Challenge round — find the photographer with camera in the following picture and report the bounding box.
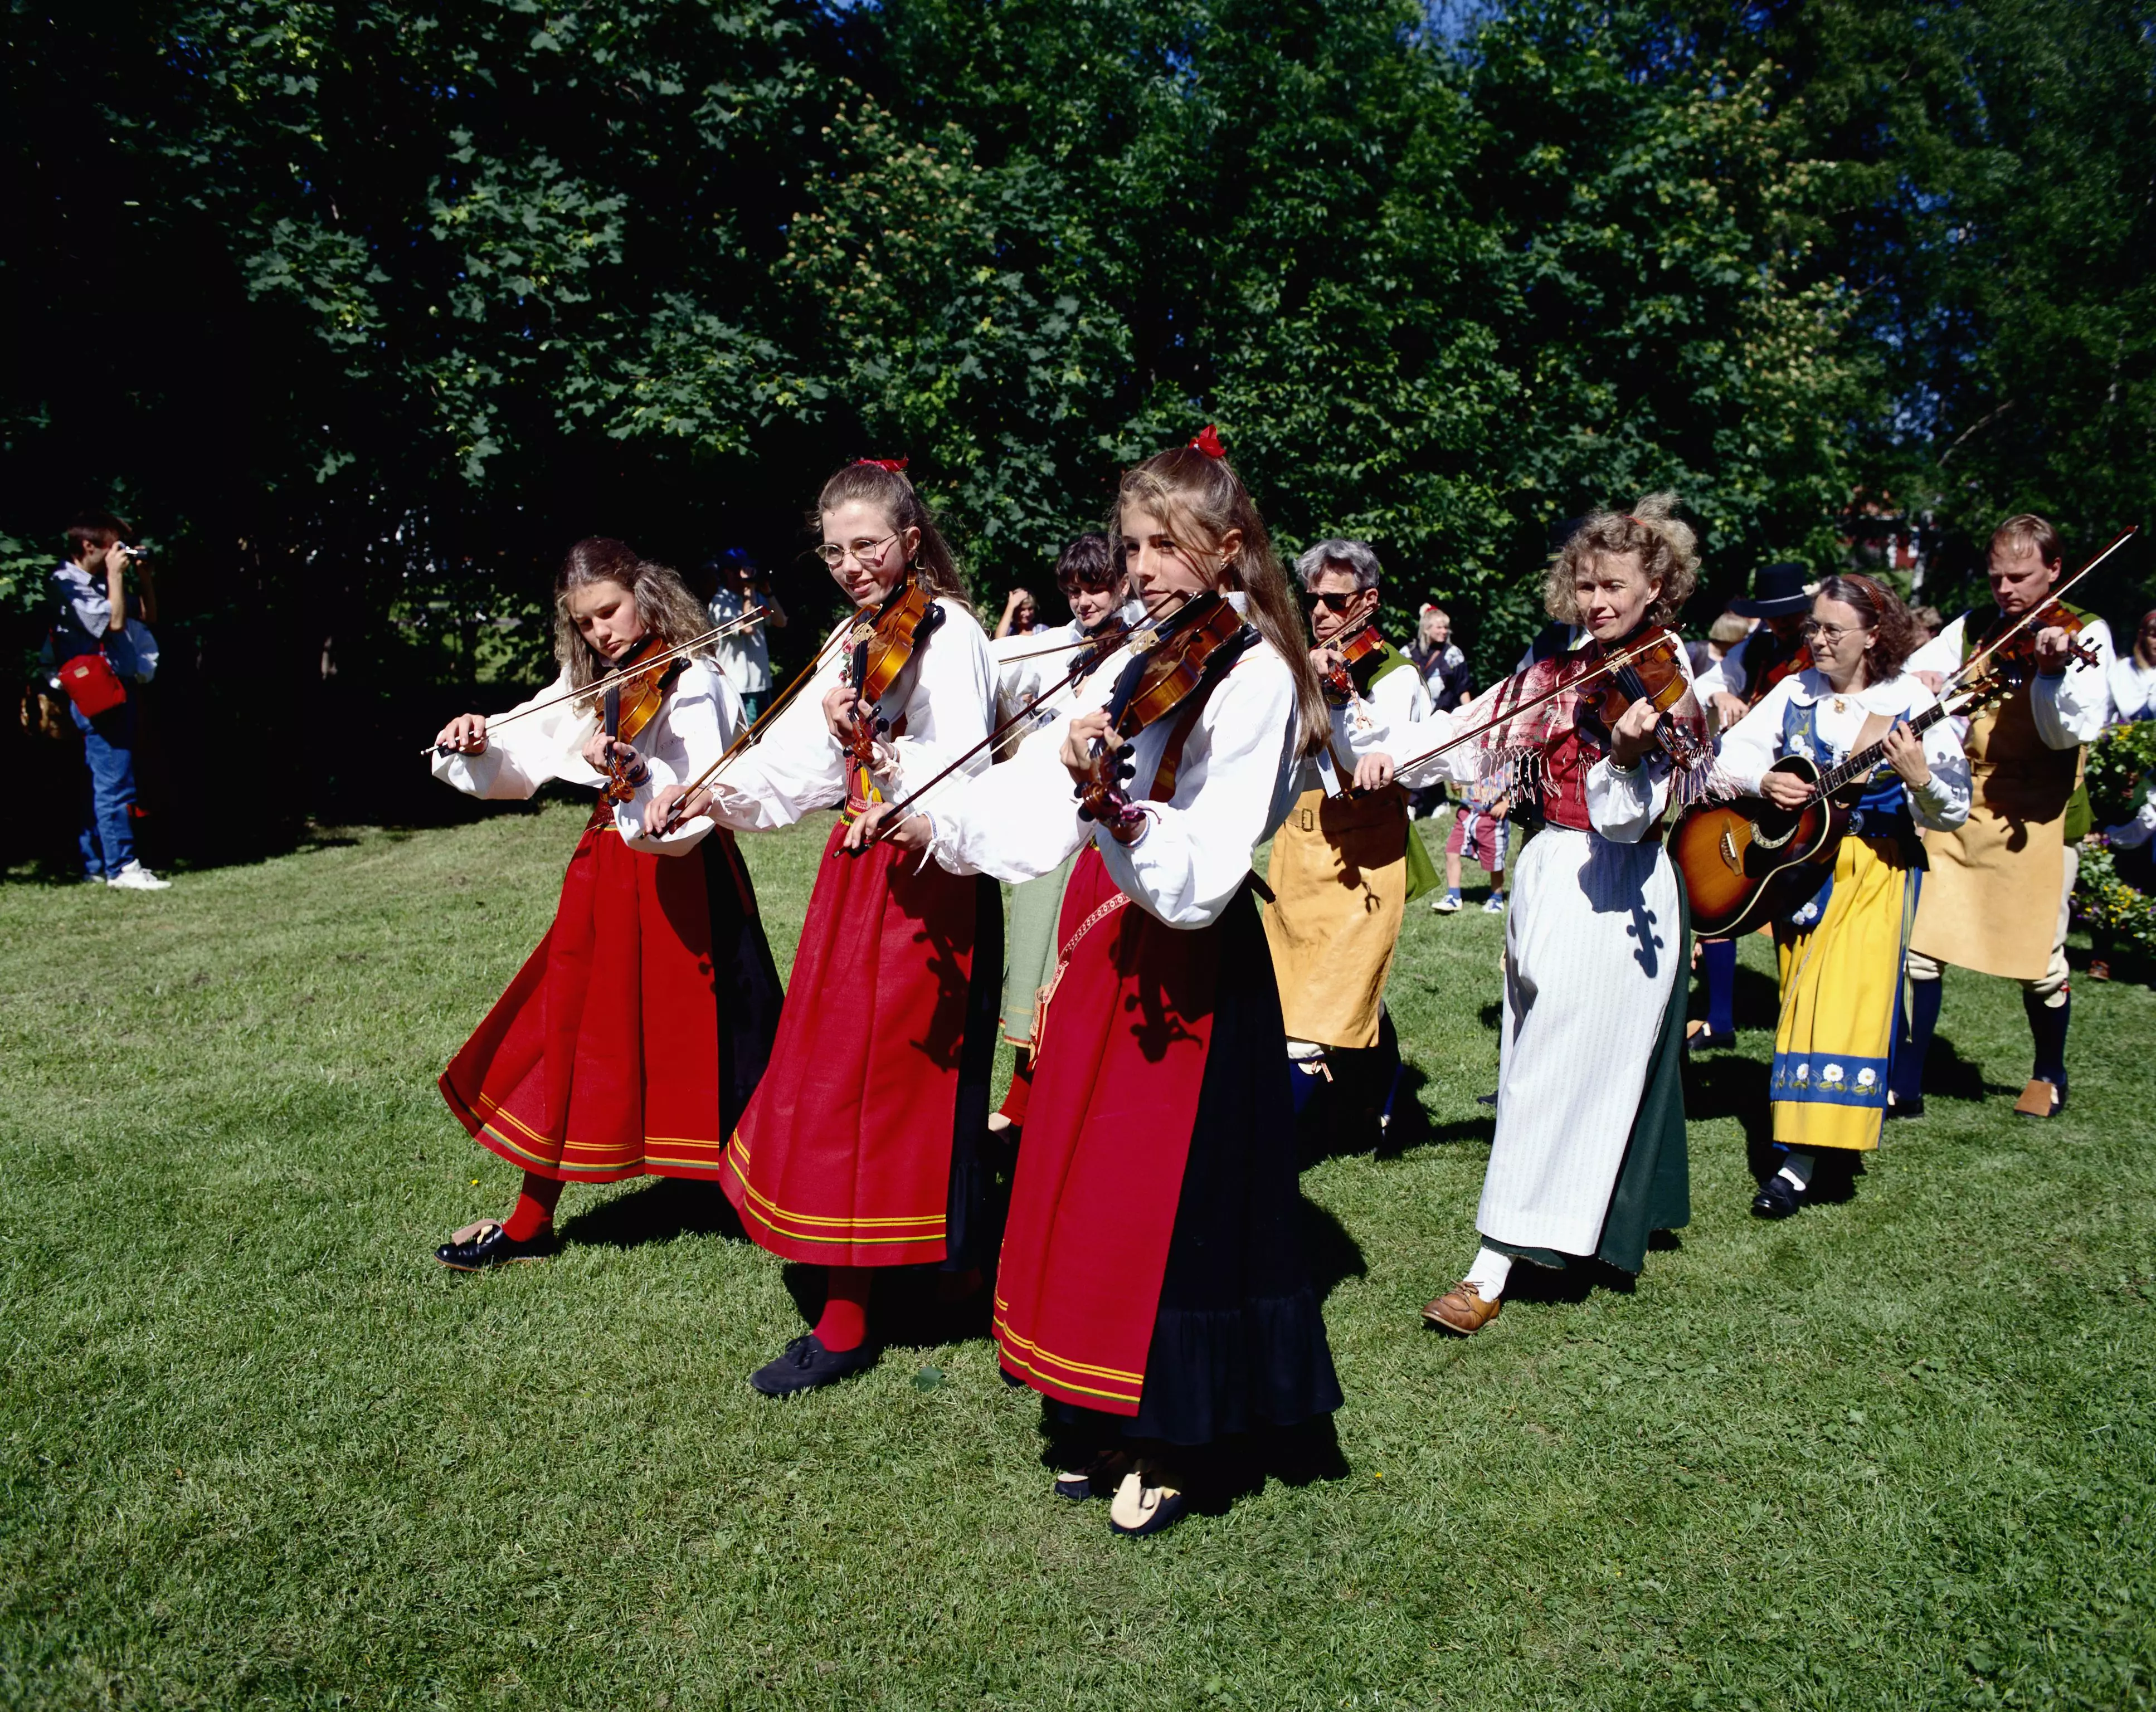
[45,512,168,890]
[702,547,787,721]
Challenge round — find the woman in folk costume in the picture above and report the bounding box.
[1711,575,1970,1218]
[430,539,785,1270]
[848,429,1345,1537]
[1408,497,1712,1336]
[986,531,1135,1138]
[641,460,1000,1396]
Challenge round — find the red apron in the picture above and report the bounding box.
[722,822,981,1266]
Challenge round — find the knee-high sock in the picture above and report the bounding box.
[815,1266,873,1352]
[502,1173,563,1242]
[1702,938,1738,1036]
[1464,1245,1512,1300]
[1894,976,1943,1103]
[2024,988,2070,1086]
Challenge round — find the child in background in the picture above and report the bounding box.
[1434,769,1510,913]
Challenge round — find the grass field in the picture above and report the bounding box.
[3,799,2153,1711]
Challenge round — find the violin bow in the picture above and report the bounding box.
[1948,525,2138,690]
[423,608,770,756]
[1385,630,1676,782]
[655,617,862,833]
[855,590,1196,848]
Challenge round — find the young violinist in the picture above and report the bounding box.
[640,460,1000,1396]
[989,532,1135,1134]
[848,430,1345,1537]
[1899,515,2116,1118]
[1404,497,1710,1336]
[430,539,785,1269]
[1710,575,1970,1216]
[1264,537,1436,1133]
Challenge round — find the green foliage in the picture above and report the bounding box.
[2085,719,2156,829]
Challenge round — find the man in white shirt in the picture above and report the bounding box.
[1263,538,1438,1140]
[1897,514,2115,1118]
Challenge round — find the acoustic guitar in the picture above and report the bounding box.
[1671,667,2010,938]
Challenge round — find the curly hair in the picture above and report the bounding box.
[814,461,971,609]
[1544,493,1700,630]
[1113,442,1328,757]
[551,536,718,691]
[1814,573,1920,683]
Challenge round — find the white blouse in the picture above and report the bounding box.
[644,597,995,842]
[434,659,750,857]
[1712,668,1970,831]
[924,596,1304,928]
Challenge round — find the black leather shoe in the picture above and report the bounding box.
[1053,1449,1132,1503]
[435,1220,557,1270]
[1750,1175,1806,1220]
[750,1333,878,1397]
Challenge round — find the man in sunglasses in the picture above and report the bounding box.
[1262,538,1439,1145]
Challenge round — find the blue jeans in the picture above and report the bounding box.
[71,699,138,877]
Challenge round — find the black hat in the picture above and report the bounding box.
[1730,561,1814,618]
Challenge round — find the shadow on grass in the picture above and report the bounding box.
[1301,1062,1496,1165]
[557,1177,750,1250]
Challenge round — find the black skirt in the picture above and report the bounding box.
[1047,885,1343,1447]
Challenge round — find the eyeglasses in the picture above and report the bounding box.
[1800,620,1871,644]
[1305,591,1360,613]
[814,532,899,569]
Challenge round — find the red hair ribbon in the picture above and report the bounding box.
[856,456,909,473]
[1189,425,1226,459]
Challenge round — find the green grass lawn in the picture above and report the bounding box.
[3,801,2152,1710]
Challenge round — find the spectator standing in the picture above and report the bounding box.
[46,513,168,889]
[2108,607,2156,723]
[994,586,1048,640]
[702,549,787,722]
[1433,768,1510,914]
[1686,609,1751,680]
[1410,603,1474,710]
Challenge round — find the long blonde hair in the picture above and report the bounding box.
[1114,442,1328,756]
[551,536,716,691]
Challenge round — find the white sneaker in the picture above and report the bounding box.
[108,862,172,891]
[1482,894,1506,913]
[1431,892,1461,914]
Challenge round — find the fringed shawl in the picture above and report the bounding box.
[1468,640,1714,833]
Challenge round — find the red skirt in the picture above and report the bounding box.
[721,822,999,1268]
[440,823,782,1182]
[996,848,1342,1439]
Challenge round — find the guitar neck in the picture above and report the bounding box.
[1809,697,1948,799]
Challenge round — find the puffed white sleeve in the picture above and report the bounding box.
[700,678,845,831]
[430,671,601,801]
[923,734,1092,882]
[1905,617,1965,681]
[1392,690,1497,791]
[2031,618,2115,749]
[880,608,996,795]
[615,665,745,855]
[2105,786,2155,851]
[1708,679,1796,797]
[1094,656,1297,929]
[1910,696,1972,831]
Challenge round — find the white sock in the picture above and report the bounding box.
[1778,1150,1816,1190]
[1464,1245,1512,1299]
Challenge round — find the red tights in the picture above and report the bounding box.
[815,1267,873,1352]
[502,1173,563,1242]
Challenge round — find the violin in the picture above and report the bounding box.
[1074,592,1252,838]
[594,636,681,806]
[1317,623,1386,706]
[1980,600,2103,678]
[843,572,946,809]
[1574,626,1711,772]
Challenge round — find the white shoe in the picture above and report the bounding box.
[1482,894,1506,913]
[1430,893,1461,914]
[1107,1462,1188,1537]
[108,862,171,891]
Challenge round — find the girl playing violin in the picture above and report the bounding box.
[1711,575,1969,1217]
[430,539,785,1269]
[640,461,999,1397]
[1404,497,1710,1336]
[849,431,1344,1538]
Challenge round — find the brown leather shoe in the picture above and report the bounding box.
[1422,1283,1501,1335]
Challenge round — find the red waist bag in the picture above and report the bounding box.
[57,648,128,718]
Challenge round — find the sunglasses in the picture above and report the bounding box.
[1305,591,1360,613]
